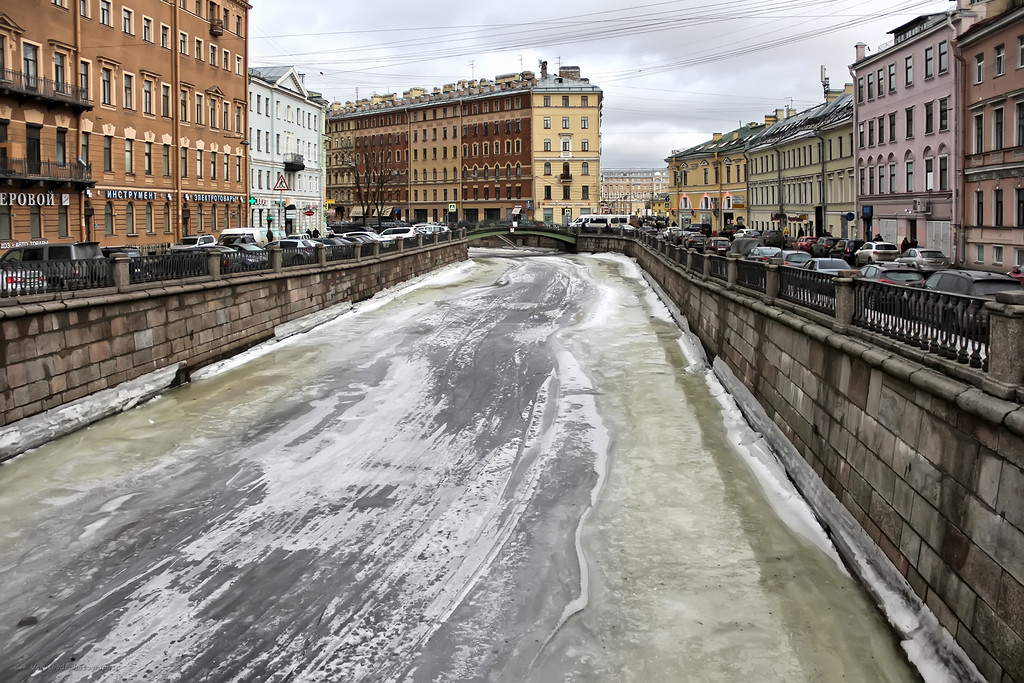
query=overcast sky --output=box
[248,0,954,168]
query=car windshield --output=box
[784,253,810,263]
[815,260,849,270]
[886,272,924,282]
[874,244,898,251]
[974,281,1021,297]
[918,250,944,258]
[178,237,199,246]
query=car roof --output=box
[929,268,1014,281]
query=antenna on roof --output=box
[470,60,475,79]
[820,65,830,99]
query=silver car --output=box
[894,248,951,272]
[855,241,899,265]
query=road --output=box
[0,250,920,682]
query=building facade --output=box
[248,66,326,237]
[0,0,250,251]
[666,122,760,233]
[599,168,668,217]
[958,2,1024,270]
[746,93,856,239]
[325,64,601,226]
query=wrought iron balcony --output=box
[0,69,93,112]
[283,153,305,172]
[559,173,573,182]
[0,157,94,185]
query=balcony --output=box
[210,19,225,36]
[283,153,305,172]
[559,173,573,182]
[0,69,93,112]
[0,157,94,187]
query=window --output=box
[925,46,934,78]
[122,8,132,33]
[161,84,170,116]
[180,147,188,177]
[938,40,948,74]
[562,139,570,152]
[1017,101,1024,147]
[543,161,551,175]
[878,116,885,143]
[143,17,152,41]
[544,139,551,151]
[161,25,169,49]
[543,96,550,107]
[162,144,169,176]
[125,203,135,235]
[81,131,90,166]
[195,149,202,178]
[222,49,229,69]
[79,60,89,98]
[975,54,984,83]
[581,161,589,175]
[144,142,152,174]
[889,112,897,142]
[195,38,203,60]
[79,0,87,16]
[975,112,984,153]
[1018,189,1024,228]
[867,73,874,99]
[905,55,913,85]
[888,63,896,92]
[100,0,110,25]
[976,190,984,226]
[877,68,884,96]
[995,189,1004,227]
[995,45,1005,76]
[56,129,66,165]
[939,155,948,191]
[124,139,133,173]
[581,139,589,151]
[906,107,914,138]
[924,101,934,134]
[103,135,112,171]
[561,116,569,129]
[543,117,551,129]
[100,67,111,105]
[938,98,948,131]
[906,160,914,192]
[544,186,551,200]
[994,107,1004,150]
[54,53,67,89]
[123,73,133,109]
[581,116,589,129]
[1020,36,1024,68]
[857,78,864,102]
[195,93,203,124]
[210,44,216,64]
[179,32,187,54]
[924,157,933,190]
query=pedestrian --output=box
[312,228,321,239]
[266,228,274,243]
[900,236,910,253]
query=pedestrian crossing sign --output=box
[273,175,289,192]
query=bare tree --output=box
[340,142,401,229]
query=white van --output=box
[218,227,268,247]
[570,214,632,231]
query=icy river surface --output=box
[0,250,922,682]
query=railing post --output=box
[371,241,380,257]
[112,255,131,292]
[270,246,283,272]
[417,234,424,248]
[317,243,327,267]
[987,291,1024,389]
[765,263,780,303]
[833,277,856,332]
[397,237,404,252]
[206,249,221,279]
[702,252,711,280]
[727,256,739,288]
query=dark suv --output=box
[923,269,1022,299]
[831,239,866,265]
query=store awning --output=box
[350,207,364,217]
[512,206,522,215]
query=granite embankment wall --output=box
[0,239,467,432]
[577,235,1023,683]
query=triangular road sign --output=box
[273,174,290,191]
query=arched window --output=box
[581,162,589,176]
[723,196,733,210]
[516,163,521,177]
[544,161,551,175]
[125,202,135,234]
[104,201,114,235]
[145,203,154,233]
[562,162,570,177]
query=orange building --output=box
[0,0,249,251]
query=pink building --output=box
[850,0,1008,261]
[959,3,1024,271]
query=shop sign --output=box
[183,193,242,203]
[105,190,159,201]
[0,192,71,206]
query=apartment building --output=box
[248,66,326,236]
[599,168,668,218]
[666,122,760,233]
[746,92,855,238]
[0,0,249,249]
[959,2,1024,269]
[325,64,602,226]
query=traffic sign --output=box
[273,175,290,192]
[448,203,457,212]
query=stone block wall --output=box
[0,241,467,428]
[577,234,1023,683]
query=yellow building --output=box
[746,91,856,238]
[666,123,763,234]
[599,168,668,217]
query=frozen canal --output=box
[0,250,922,681]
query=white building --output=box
[248,66,327,236]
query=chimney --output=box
[713,133,723,142]
[855,42,867,62]
[559,66,581,81]
[540,61,548,79]
[765,113,778,125]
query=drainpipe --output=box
[172,4,182,238]
[815,130,828,237]
[776,147,784,234]
[948,13,966,265]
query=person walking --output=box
[900,236,910,253]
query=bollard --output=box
[206,249,221,279]
[112,255,131,292]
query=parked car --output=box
[923,269,1023,299]
[0,265,47,296]
[762,230,787,248]
[745,246,783,262]
[732,228,762,239]
[804,258,853,275]
[170,234,217,250]
[1,241,105,289]
[101,246,144,259]
[894,248,951,272]
[378,226,419,242]
[727,236,765,258]
[793,236,817,253]
[267,238,318,266]
[810,236,840,258]
[1,241,103,262]
[830,239,866,265]
[229,242,270,268]
[705,237,731,257]
[218,227,268,247]
[854,241,899,265]
[342,231,385,243]
[858,264,926,287]
[780,250,812,267]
